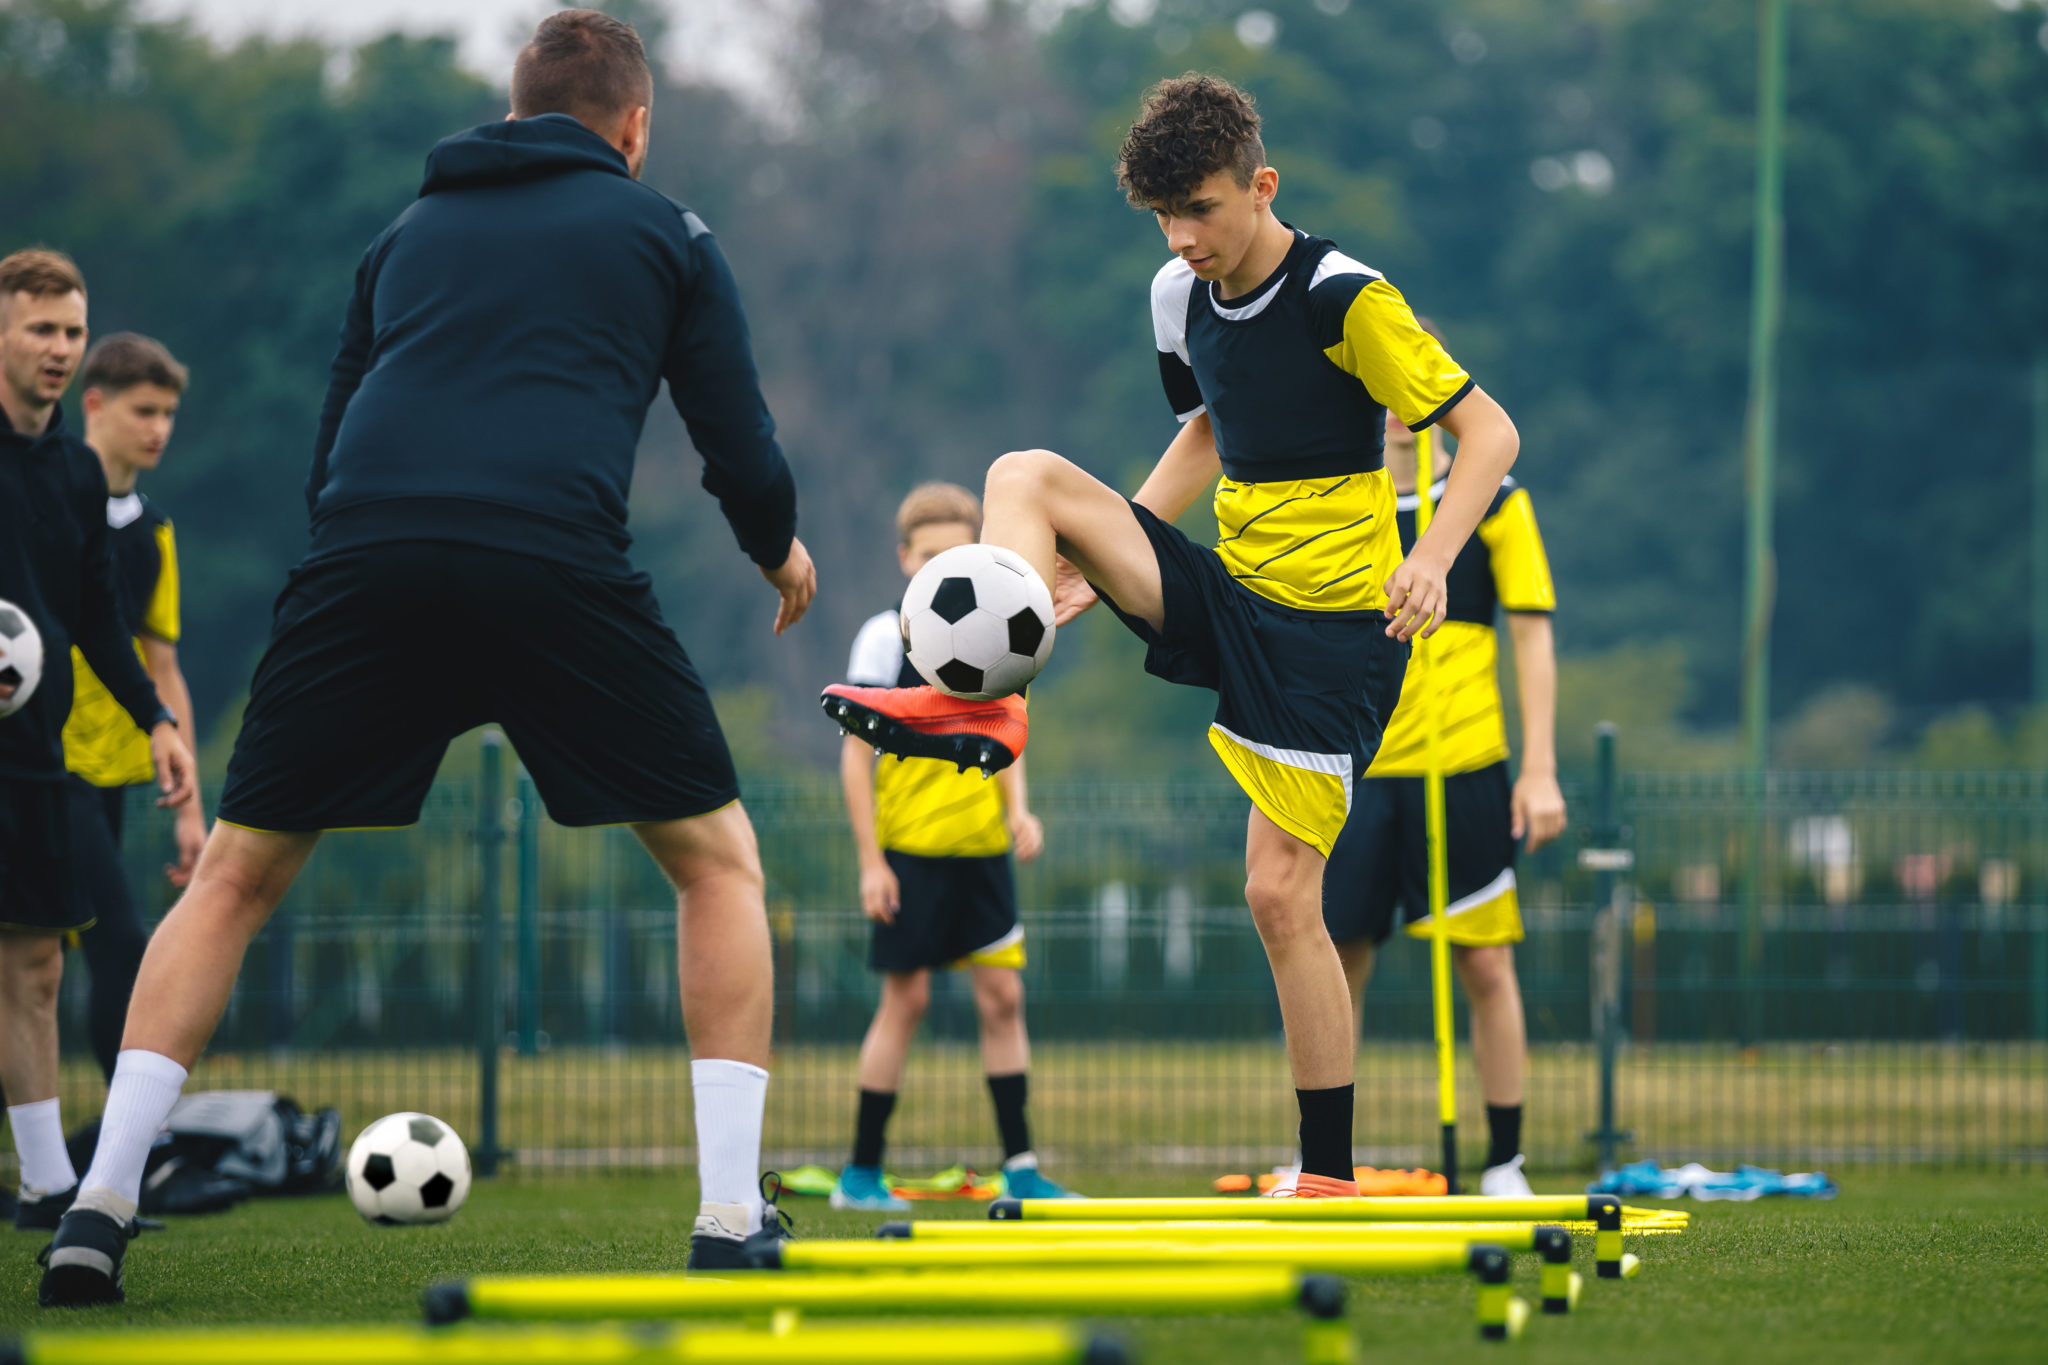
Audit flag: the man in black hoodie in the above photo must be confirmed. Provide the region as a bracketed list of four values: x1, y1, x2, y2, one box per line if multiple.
[42, 11, 813, 1304]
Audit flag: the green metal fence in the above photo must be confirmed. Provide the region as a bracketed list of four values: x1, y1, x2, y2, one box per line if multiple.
[32, 757, 2048, 1177]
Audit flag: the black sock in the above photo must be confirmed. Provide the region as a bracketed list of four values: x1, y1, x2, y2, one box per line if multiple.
[852, 1089, 896, 1169]
[986, 1072, 1032, 1161]
[1485, 1104, 1523, 1170]
[1296, 1084, 1354, 1180]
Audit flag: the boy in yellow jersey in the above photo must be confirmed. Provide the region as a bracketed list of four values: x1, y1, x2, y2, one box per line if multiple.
[62, 336, 205, 1080]
[832, 483, 1073, 1210]
[825, 76, 1522, 1195]
[1324, 392, 1566, 1198]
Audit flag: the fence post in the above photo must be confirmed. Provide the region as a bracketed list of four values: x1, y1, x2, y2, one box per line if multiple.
[516, 769, 541, 1057]
[475, 731, 506, 1177]
[1582, 723, 1633, 1172]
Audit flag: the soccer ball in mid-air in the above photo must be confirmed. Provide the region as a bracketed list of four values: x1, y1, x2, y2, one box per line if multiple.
[345, 1112, 471, 1225]
[0, 599, 43, 720]
[901, 544, 1055, 700]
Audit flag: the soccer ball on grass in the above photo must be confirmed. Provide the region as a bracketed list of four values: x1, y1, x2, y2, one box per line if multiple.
[0, 599, 44, 720]
[345, 1112, 471, 1225]
[900, 544, 1055, 700]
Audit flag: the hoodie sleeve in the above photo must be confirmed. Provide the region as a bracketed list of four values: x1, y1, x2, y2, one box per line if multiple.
[70, 458, 169, 734]
[307, 242, 380, 516]
[663, 215, 797, 569]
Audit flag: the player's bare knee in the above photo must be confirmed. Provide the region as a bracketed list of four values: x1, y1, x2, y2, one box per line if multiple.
[1243, 870, 1321, 943]
[883, 971, 931, 1020]
[0, 933, 65, 1011]
[1455, 945, 1515, 999]
[985, 448, 1065, 509]
[973, 969, 1023, 1025]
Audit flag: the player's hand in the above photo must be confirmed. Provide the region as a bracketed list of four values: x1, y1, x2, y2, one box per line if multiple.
[1051, 555, 1099, 626]
[1382, 549, 1451, 642]
[168, 805, 208, 886]
[0, 679, 15, 704]
[1009, 811, 1045, 863]
[1511, 771, 1568, 853]
[150, 721, 197, 808]
[762, 537, 817, 635]
[859, 856, 900, 925]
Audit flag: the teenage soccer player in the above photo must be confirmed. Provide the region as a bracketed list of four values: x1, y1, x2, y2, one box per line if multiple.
[41, 11, 813, 1305]
[1322, 391, 1566, 1198]
[0, 250, 196, 1236]
[833, 482, 1074, 1211]
[827, 75, 1520, 1196]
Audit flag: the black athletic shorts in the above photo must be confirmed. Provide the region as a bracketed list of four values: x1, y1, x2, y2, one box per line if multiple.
[218, 541, 739, 832]
[869, 850, 1023, 974]
[1322, 761, 1523, 947]
[0, 777, 85, 933]
[1096, 500, 1408, 858]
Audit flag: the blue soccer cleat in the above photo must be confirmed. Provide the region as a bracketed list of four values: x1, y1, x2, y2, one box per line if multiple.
[1000, 1163, 1082, 1200]
[830, 1165, 910, 1212]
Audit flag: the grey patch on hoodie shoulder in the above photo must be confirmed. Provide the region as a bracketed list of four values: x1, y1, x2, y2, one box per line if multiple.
[680, 210, 711, 240]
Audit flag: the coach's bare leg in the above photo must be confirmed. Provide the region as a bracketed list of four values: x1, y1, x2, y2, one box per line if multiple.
[982, 449, 1166, 629]
[1244, 809, 1353, 1090]
[857, 971, 930, 1093]
[1454, 944, 1526, 1108]
[636, 801, 773, 1065]
[121, 825, 319, 1065]
[0, 932, 65, 1105]
[1335, 937, 1377, 1036]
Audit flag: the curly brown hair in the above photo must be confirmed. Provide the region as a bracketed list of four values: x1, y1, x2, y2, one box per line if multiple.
[1116, 73, 1266, 209]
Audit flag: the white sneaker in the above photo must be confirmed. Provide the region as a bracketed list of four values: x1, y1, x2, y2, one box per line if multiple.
[1479, 1153, 1533, 1197]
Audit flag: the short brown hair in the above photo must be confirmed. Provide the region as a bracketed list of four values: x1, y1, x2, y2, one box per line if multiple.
[1116, 73, 1266, 209]
[0, 248, 86, 302]
[896, 481, 982, 544]
[510, 9, 653, 129]
[81, 333, 188, 397]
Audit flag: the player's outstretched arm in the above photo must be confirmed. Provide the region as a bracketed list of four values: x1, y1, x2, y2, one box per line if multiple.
[1505, 611, 1567, 852]
[1383, 386, 1519, 641]
[1051, 414, 1220, 625]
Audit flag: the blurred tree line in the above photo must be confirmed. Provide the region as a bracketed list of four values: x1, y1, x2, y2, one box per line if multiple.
[3, 0, 2044, 781]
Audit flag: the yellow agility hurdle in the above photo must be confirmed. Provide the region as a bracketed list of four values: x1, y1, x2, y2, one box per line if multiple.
[989, 1193, 1645, 1279]
[1, 1322, 1125, 1365]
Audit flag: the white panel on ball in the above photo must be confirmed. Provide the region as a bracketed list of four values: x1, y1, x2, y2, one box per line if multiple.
[950, 610, 1011, 669]
[967, 559, 1030, 618]
[904, 612, 954, 677]
[980, 653, 1040, 699]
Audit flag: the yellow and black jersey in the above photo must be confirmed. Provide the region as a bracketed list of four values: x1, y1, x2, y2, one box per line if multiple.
[1153, 230, 1473, 614]
[1368, 475, 1555, 777]
[847, 610, 1011, 858]
[64, 493, 179, 788]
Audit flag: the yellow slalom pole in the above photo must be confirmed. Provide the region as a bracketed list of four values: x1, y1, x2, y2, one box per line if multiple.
[10, 1323, 1120, 1365]
[771, 1238, 1476, 1276]
[1411, 423, 1460, 1193]
[434, 1267, 1344, 1325]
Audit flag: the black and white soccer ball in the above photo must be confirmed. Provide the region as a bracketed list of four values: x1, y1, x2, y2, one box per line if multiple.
[900, 544, 1055, 700]
[0, 599, 43, 720]
[345, 1112, 471, 1225]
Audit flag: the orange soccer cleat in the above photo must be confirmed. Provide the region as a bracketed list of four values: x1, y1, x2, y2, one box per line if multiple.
[820, 684, 1028, 776]
[1284, 1172, 1363, 1199]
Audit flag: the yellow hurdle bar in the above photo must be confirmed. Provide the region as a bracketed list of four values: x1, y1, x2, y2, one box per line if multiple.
[888, 1216, 1684, 1238]
[432, 1267, 1345, 1326]
[9, 1322, 1123, 1365]
[770, 1239, 1476, 1276]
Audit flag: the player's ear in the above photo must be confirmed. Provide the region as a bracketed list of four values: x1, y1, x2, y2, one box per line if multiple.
[1254, 166, 1279, 210]
[82, 387, 103, 420]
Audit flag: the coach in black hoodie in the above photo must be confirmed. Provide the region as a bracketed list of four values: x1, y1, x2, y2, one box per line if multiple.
[43, 11, 813, 1307]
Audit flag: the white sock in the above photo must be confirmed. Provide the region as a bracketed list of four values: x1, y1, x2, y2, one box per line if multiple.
[8, 1097, 77, 1196]
[692, 1058, 768, 1230]
[80, 1049, 187, 1207]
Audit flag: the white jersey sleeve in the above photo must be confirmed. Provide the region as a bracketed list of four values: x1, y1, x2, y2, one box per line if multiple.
[846, 609, 905, 686]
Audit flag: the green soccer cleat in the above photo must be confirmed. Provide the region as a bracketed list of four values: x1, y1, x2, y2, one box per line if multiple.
[830, 1164, 911, 1212]
[1000, 1164, 1082, 1200]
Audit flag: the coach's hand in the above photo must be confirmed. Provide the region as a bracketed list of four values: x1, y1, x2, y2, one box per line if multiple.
[1512, 770, 1567, 853]
[168, 803, 208, 887]
[150, 720, 197, 809]
[1382, 549, 1450, 642]
[859, 853, 901, 926]
[1051, 555, 1098, 626]
[762, 537, 817, 635]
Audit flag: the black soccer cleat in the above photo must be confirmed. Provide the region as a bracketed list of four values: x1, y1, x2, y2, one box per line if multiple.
[687, 1171, 796, 1272]
[37, 1207, 138, 1307]
[14, 1184, 77, 1232]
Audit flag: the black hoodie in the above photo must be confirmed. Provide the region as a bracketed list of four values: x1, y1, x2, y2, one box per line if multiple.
[303, 114, 796, 576]
[0, 403, 169, 781]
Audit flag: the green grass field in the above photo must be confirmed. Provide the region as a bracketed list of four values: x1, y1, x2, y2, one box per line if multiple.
[1, 1170, 2042, 1362]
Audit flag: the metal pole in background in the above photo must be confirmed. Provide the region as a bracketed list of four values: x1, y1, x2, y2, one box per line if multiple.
[1583, 724, 1633, 1173]
[475, 731, 506, 1177]
[516, 768, 541, 1057]
[2033, 352, 2048, 1040]
[1738, 0, 1789, 1051]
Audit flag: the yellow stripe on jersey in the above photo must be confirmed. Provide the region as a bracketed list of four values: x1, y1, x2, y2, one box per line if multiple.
[1207, 722, 1352, 859]
[1212, 467, 1401, 613]
[1475, 486, 1555, 612]
[143, 520, 181, 642]
[1367, 621, 1509, 778]
[63, 642, 156, 787]
[875, 756, 1010, 858]
[1321, 278, 1472, 432]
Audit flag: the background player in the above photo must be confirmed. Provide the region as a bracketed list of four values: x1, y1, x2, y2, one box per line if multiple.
[40, 11, 813, 1305]
[1324, 387, 1566, 1198]
[833, 482, 1073, 1211]
[0, 250, 196, 1235]
[827, 75, 1522, 1196]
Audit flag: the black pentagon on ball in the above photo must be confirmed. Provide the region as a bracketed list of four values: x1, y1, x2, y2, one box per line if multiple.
[1008, 609, 1045, 657]
[420, 1173, 456, 1208]
[930, 577, 978, 624]
[409, 1117, 446, 1146]
[362, 1152, 397, 1191]
[936, 660, 984, 695]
